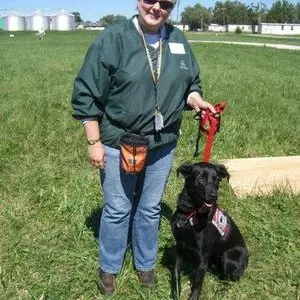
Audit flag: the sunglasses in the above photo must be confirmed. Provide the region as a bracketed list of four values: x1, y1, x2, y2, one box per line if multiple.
[143, 0, 174, 11]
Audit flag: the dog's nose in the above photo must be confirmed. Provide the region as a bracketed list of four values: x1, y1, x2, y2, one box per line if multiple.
[207, 190, 217, 201]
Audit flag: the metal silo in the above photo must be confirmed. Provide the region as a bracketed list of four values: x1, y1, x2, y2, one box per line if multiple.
[52, 9, 75, 31]
[27, 10, 50, 31]
[3, 12, 26, 31]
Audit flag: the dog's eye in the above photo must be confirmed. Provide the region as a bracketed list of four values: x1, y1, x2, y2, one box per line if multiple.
[197, 177, 209, 186]
[198, 175, 206, 181]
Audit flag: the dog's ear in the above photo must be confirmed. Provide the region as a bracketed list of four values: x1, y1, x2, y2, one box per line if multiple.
[216, 164, 230, 181]
[177, 163, 193, 177]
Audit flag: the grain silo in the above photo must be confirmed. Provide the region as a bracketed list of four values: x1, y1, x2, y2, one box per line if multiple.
[3, 12, 26, 31]
[51, 9, 75, 31]
[27, 10, 50, 31]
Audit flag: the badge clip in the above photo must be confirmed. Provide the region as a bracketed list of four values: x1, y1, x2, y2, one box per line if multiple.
[155, 108, 164, 132]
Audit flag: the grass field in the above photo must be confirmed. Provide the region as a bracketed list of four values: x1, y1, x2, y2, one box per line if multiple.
[0, 30, 299, 300]
[185, 31, 300, 46]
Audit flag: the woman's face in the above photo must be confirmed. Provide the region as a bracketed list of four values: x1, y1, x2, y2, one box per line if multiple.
[137, 0, 173, 33]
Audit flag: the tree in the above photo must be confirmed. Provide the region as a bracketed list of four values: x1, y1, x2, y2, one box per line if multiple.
[247, 2, 268, 25]
[296, 3, 300, 23]
[266, 0, 295, 23]
[213, 2, 227, 25]
[71, 11, 83, 23]
[213, 1, 251, 25]
[181, 4, 211, 31]
[98, 15, 127, 27]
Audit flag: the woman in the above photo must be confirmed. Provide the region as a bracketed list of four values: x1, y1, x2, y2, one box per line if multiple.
[71, 0, 216, 295]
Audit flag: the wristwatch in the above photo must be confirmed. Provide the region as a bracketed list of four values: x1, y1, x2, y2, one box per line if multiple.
[87, 138, 100, 145]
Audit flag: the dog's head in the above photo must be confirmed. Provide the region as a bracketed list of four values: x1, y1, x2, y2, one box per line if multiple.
[177, 162, 229, 207]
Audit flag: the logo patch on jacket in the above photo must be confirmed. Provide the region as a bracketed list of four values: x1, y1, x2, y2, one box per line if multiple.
[212, 208, 228, 236]
[179, 60, 188, 70]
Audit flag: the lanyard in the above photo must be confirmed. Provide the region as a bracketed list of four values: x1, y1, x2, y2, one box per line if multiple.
[139, 26, 164, 131]
[139, 29, 162, 84]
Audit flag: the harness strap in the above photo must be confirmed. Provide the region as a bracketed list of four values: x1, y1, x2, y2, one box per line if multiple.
[185, 205, 228, 237]
[186, 202, 213, 226]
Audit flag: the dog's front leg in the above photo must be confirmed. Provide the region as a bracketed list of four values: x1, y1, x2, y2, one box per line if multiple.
[189, 256, 209, 300]
[171, 249, 183, 300]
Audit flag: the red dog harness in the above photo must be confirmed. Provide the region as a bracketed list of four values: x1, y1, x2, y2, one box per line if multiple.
[187, 204, 229, 236]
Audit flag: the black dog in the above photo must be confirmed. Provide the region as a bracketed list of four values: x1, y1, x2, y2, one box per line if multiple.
[171, 162, 248, 300]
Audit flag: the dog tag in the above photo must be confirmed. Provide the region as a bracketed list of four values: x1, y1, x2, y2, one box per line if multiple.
[155, 109, 164, 132]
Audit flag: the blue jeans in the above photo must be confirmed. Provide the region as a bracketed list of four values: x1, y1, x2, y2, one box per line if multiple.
[99, 142, 176, 274]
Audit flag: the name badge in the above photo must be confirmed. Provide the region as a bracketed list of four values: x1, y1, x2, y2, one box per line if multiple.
[168, 43, 185, 54]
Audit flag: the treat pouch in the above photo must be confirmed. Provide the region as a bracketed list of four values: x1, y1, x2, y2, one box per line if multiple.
[120, 132, 149, 173]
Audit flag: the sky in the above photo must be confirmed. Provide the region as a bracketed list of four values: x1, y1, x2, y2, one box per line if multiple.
[1, 0, 299, 22]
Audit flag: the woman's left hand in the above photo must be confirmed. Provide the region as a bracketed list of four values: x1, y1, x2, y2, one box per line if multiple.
[187, 92, 216, 114]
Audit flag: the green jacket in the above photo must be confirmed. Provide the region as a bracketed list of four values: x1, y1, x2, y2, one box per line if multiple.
[72, 17, 202, 149]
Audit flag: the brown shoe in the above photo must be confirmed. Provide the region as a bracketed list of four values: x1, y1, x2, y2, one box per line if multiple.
[98, 269, 116, 295]
[137, 270, 157, 288]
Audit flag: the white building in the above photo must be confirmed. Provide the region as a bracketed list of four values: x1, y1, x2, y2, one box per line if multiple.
[258, 23, 300, 35]
[1, 9, 75, 31]
[174, 24, 190, 31]
[2, 12, 26, 31]
[227, 24, 256, 33]
[208, 24, 226, 32]
[26, 10, 50, 31]
[50, 9, 75, 31]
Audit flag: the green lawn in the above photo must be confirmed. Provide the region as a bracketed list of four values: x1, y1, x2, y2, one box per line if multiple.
[0, 31, 299, 300]
[185, 31, 300, 46]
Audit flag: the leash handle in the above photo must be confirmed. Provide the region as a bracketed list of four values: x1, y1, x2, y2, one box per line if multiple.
[193, 102, 226, 160]
[200, 102, 226, 135]
[202, 116, 218, 162]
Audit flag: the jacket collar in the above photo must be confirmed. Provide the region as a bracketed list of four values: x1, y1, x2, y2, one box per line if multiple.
[131, 15, 167, 41]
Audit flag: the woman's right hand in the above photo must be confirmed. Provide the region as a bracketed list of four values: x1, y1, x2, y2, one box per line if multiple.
[88, 142, 106, 169]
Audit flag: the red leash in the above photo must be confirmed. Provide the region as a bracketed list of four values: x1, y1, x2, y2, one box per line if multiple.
[193, 102, 226, 162]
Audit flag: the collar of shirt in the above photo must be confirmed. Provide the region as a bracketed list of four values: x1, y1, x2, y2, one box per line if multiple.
[132, 15, 166, 50]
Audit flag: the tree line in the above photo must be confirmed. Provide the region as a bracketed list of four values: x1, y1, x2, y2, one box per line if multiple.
[72, 0, 300, 31]
[71, 12, 127, 27]
[180, 0, 300, 31]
